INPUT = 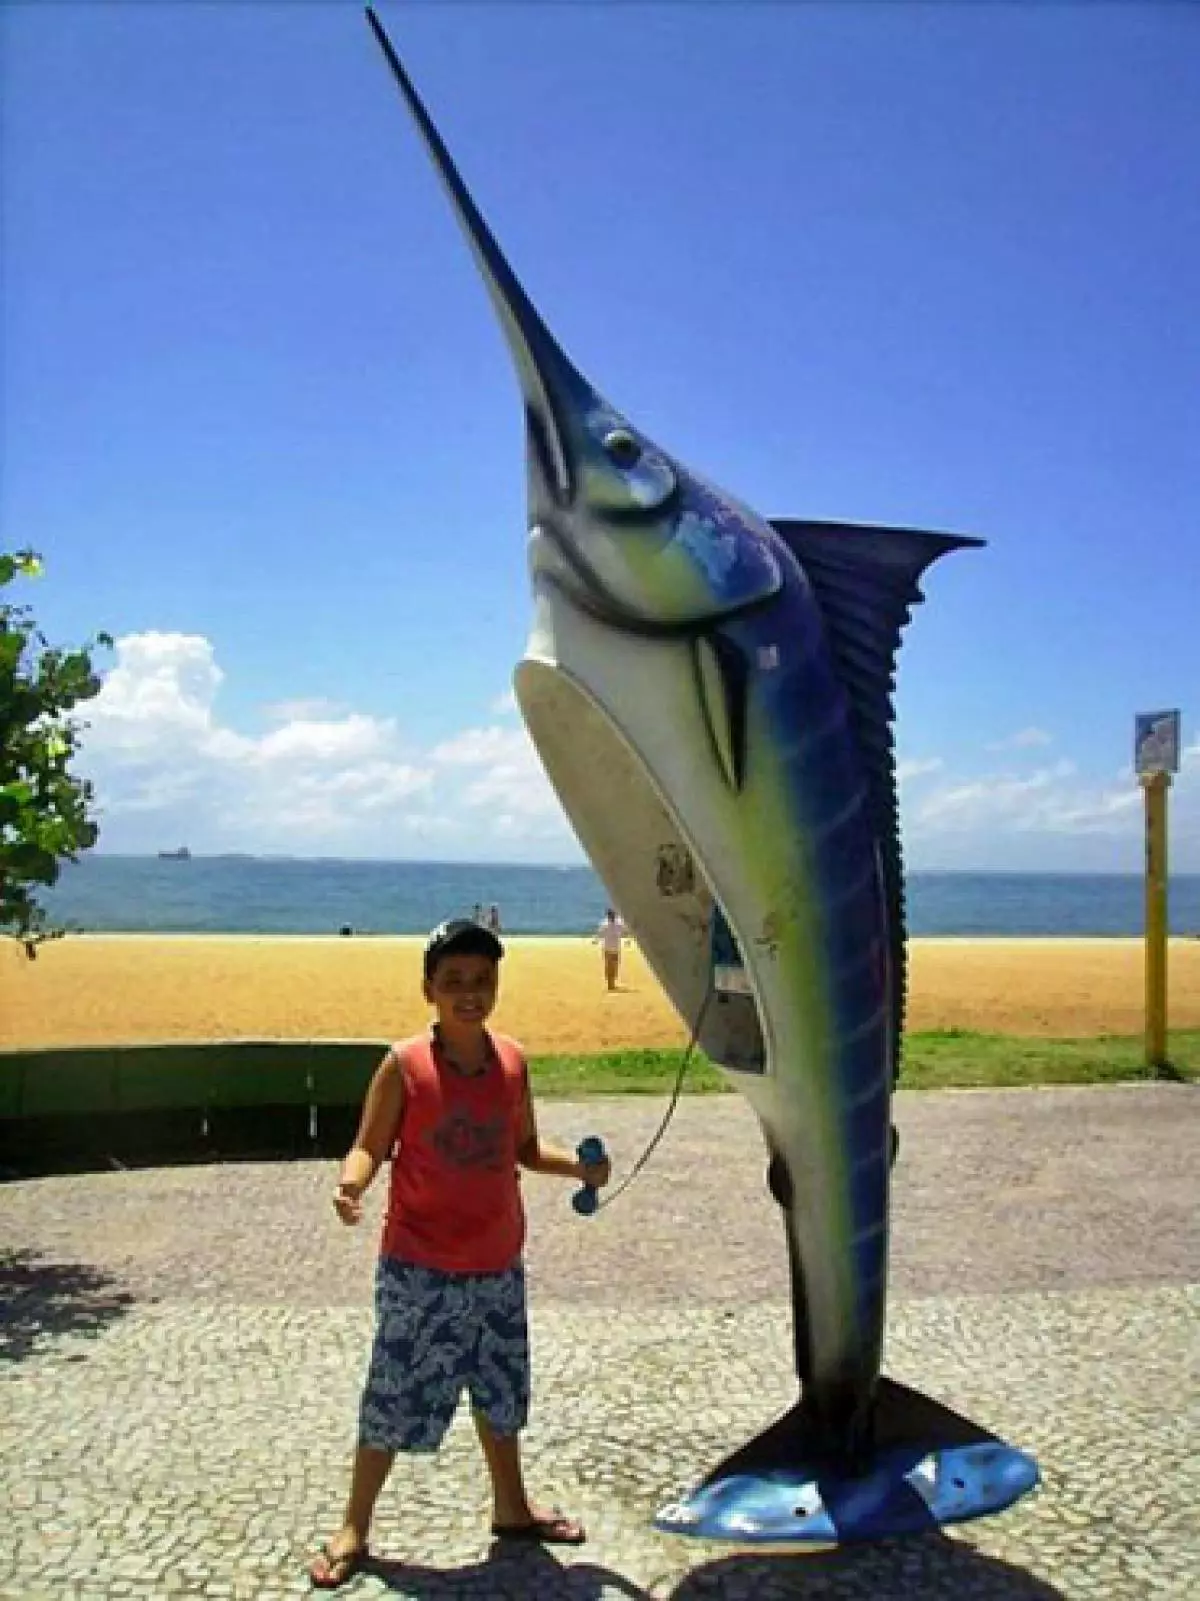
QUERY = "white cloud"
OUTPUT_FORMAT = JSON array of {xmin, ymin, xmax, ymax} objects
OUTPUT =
[
  {"xmin": 87, "ymin": 632, "xmax": 223, "ymax": 752},
  {"xmin": 261, "ymin": 697, "xmax": 346, "ymax": 724},
  {"xmin": 432, "ymin": 724, "xmax": 568, "ymax": 826},
  {"xmin": 912, "ymin": 758, "xmax": 1075, "ymax": 824},
  {"xmin": 986, "ymin": 726, "xmax": 1053, "ymax": 752},
  {"xmin": 429, "ymin": 726, "xmax": 523, "ymax": 767},
  {"xmin": 254, "ymin": 714, "xmax": 395, "ymax": 766},
  {"xmin": 78, "ymin": 632, "xmax": 572, "ymax": 858},
  {"xmin": 890, "ymin": 728, "xmax": 1200, "ymax": 868},
  {"xmin": 896, "ymin": 756, "xmax": 944, "ymax": 783},
  {"xmin": 75, "ymin": 632, "xmax": 1198, "ymax": 868},
  {"xmin": 899, "ymin": 754, "xmax": 1198, "ymax": 870}
]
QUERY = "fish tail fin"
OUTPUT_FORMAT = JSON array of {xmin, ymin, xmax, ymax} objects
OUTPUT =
[{"xmin": 656, "ymin": 1378, "xmax": 1038, "ymax": 1545}]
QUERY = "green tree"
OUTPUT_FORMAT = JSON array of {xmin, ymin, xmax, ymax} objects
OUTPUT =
[{"xmin": 1, "ymin": 550, "xmax": 110, "ymax": 952}]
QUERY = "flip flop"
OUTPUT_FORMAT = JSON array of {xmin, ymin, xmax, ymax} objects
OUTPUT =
[
  {"xmin": 491, "ymin": 1512, "xmax": 586, "ymax": 1545},
  {"xmin": 309, "ymin": 1541, "xmax": 368, "ymax": 1589}
]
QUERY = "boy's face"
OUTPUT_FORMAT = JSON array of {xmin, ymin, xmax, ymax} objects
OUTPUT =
[{"xmin": 423, "ymin": 953, "xmax": 499, "ymax": 1029}]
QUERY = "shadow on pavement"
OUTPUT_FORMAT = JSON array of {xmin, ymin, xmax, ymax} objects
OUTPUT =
[
  {"xmin": 668, "ymin": 1538, "xmax": 1068, "ymax": 1598},
  {"xmin": 367, "ymin": 1544, "xmax": 645, "ymax": 1597},
  {"xmin": 364, "ymin": 1532, "xmax": 1066, "ymax": 1597},
  {"xmin": 0, "ymin": 1247, "xmax": 137, "ymax": 1363}
]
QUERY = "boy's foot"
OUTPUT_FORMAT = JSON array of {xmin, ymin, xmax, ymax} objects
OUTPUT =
[
  {"xmin": 309, "ymin": 1535, "xmax": 368, "ymax": 1589},
  {"xmin": 491, "ymin": 1509, "xmax": 586, "ymax": 1545}
]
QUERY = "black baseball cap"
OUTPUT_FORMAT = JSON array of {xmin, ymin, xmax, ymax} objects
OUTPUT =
[{"xmin": 423, "ymin": 917, "xmax": 504, "ymax": 978}]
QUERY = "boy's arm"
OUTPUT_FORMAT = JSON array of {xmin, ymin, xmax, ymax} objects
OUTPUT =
[
  {"xmin": 516, "ymin": 1067, "xmax": 610, "ymax": 1187},
  {"xmin": 336, "ymin": 1047, "xmax": 406, "ymax": 1207}
]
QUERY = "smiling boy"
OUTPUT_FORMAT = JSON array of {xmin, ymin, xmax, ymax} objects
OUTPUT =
[{"xmin": 310, "ymin": 918, "xmax": 611, "ymax": 1589}]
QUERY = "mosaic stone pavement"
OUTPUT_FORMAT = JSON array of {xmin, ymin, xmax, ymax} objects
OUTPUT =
[{"xmin": 2, "ymin": 1085, "xmax": 1197, "ymax": 1600}]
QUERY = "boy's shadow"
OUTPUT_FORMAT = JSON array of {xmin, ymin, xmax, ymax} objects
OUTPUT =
[
  {"xmin": 366, "ymin": 1543, "xmax": 638, "ymax": 1597},
  {"xmin": 364, "ymin": 1533, "xmax": 1067, "ymax": 1598}
]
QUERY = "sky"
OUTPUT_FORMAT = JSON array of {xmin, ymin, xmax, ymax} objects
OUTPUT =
[{"xmin": 3, "ymin": 0, "xmax": 1198, "ymax": 870}]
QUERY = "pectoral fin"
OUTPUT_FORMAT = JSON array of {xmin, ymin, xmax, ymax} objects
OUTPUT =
[{"xmin": 693, "ymin": 633, "xmax": 749, "ymax": 791}]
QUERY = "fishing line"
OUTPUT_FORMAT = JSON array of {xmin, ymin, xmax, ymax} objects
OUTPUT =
[{"xmin": 590, "ymin": 976, "xmax": 717, "ymax": 1212}]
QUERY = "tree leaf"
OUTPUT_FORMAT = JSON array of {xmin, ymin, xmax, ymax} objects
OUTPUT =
[{"xmin": 0, "ymin": 550, "xmax": 105, "ymax": 935}]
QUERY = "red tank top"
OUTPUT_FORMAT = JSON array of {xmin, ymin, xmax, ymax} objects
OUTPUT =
[{"xmin": 381, "ymin": 1029, "xmax": 528, "ymax": 1274}]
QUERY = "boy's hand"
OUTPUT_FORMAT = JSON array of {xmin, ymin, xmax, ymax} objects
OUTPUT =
[
  {"xmin": 333, "ymin": 1183, "xmax": 364, "ymax": 1226},
  {"xmin": 578, "ymin": 1153, "xmax": 612, "ymax": 1190}
]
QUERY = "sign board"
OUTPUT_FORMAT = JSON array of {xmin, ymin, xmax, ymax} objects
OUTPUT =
[{"xmin": 1134, "ymin": 709, "xmax": 1181, "ymax": 775}]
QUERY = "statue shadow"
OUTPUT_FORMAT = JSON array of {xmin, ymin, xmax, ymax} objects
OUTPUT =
[
  {"xmin": 363, "ymin": 1532, "xmax": 1065, "ymax": 1598},
  {"xmin": 667, "ymin": 1538, "xmax": 1067, "ymax": 1598},
  {"xmin": 0, "ymin": 1247, "xmax": 137, "ymax": 1363}
]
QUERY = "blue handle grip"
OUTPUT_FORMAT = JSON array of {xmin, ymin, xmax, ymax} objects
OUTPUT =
[{"xmin": 571, "ymin": 1136, "xmax": 607, "ymax": 1216}]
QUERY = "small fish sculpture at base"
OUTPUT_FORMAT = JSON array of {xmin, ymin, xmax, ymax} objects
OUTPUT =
[{"xmin": 363, "ymin": 6, "xmax": 1039, "ymax": 1545}]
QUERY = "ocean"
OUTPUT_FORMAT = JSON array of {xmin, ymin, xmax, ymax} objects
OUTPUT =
[{"xmin": 39, "ymin": 855, "xmax": 1200, "ymax": 939}]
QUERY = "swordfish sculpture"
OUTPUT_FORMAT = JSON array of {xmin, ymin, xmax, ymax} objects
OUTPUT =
[{"xmin": 364, "ymin": 7, "xmax": 1039, "ymax": 1545}]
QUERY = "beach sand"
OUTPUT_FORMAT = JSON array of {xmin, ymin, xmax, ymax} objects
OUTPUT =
[{"xmin": 4, "ymin": 934, "xmax": 1200, "ymax": 1051}]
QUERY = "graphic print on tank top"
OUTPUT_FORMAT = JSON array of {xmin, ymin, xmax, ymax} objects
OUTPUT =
[{"xmin": 429, "ymin": 1105, "xmax": 510, "ymax": 1172}]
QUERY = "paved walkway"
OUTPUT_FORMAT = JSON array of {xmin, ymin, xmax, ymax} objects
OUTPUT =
[{"xmin": 1, "ymin": 1085, "xmax": 1197, "ymax": 1599}]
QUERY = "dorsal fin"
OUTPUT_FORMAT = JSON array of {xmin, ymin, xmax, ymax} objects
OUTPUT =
[{"xmin": 769, "ymin": 518, "xmax": 983, "ymax": 1078}]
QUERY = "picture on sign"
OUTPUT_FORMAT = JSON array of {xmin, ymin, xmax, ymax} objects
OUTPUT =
[{"xmin": 1134, "ymin": 709, "xmax": 1181, "ymax": 775}]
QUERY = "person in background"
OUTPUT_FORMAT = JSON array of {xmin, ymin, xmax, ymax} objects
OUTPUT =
[
  {"xmin": 485, "ymin": 904, "xmax": 502, "ymax": 934},
  {"xmin": 593, "ymin": 908, "xmax": 629, "ymax": 992}
]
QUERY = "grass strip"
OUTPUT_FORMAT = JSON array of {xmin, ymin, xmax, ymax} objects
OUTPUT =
[{"xmin": 527, "ymin": 1029, "xmax": 1200, "ymax": 1097}]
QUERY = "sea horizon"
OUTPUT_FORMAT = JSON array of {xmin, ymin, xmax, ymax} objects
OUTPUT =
[
  {"xmin": 39, "ymin": 855, "xmax": 1200, "ymax": 940},
  {"xmin": 85, "ymin": 852, "xmax": 1184, "ymax": 877}
]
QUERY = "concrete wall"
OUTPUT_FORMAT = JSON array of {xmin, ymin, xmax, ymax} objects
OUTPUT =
[{"xmin": 0, "ymin": 1040, "xmax": 388, "ymax": 1174}]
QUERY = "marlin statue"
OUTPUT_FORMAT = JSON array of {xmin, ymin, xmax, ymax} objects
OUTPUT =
[{"xmin": 364, "ymin": 6, "xmax": 1039, "ymax": 1544}]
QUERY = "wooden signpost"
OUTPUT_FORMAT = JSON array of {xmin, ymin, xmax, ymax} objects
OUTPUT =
[{"xmin": 1134, "ymin": 710, "xmax": 1181, "ymax": 1074}]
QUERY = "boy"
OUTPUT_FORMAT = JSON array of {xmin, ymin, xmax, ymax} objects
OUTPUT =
[{"xmin": 310, "ymin": 918, "xmax": 611, "ymax": 1589}]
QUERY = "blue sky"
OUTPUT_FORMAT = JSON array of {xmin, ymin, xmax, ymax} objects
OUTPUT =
[{"xmin": 4, "ymin": 1, "xmax": 1198, "ymax": 868}]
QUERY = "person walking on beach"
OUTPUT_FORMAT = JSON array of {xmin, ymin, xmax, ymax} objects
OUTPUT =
[
  {"xmin": 310, "ymin": 916, "xmax": 611, "ymax": 1590},
  {"xmin": 485, "ymin": 903, "xmax": 502, "ymax": 934},
  {"xmin": 594, "ymin": 907, "xmax": 629, "ymax": 992}
]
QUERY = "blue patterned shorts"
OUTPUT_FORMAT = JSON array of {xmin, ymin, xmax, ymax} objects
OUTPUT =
[{"xmin": 357, "ymin": 1257, "xmax": 530, "ymax": 1453}]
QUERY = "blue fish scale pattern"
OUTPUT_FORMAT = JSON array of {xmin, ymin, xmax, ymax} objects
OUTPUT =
[
  {"xmin": 675, "ymin": 476, "xmax": 782, "ymax": 609},
  {"xmin": 725, "ymin": 566, "xmax": 892, "ymax": 1346}
]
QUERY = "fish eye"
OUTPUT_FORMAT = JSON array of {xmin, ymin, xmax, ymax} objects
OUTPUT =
[{"xmin": 603, "ymin": 428, "xmax": 642, "ymax": 469}]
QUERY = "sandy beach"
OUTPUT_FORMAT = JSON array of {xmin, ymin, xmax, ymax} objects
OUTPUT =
[{"xmin": 3, "ymin": 933, "xmax": 1200, "ymax": 1051}]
